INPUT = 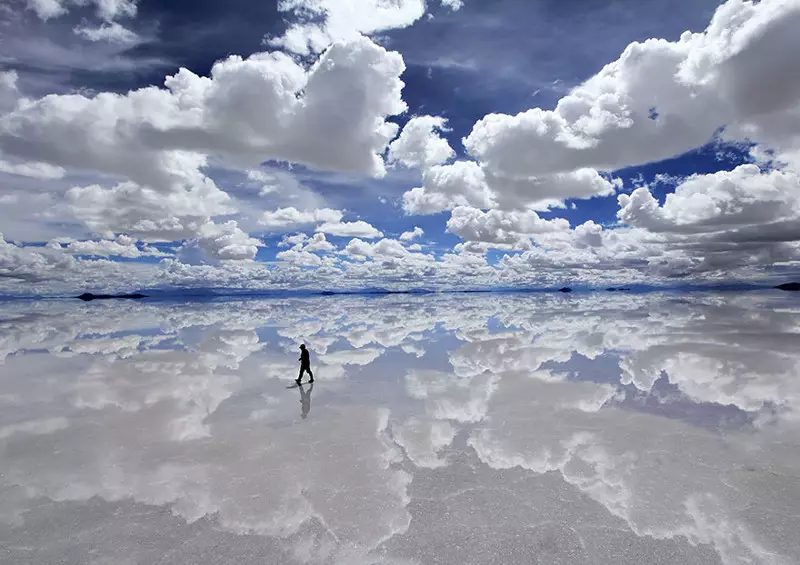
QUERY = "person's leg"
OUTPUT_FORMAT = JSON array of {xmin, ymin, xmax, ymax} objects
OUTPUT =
[
  {"xmin": 297, "ymin": 367, "xmax": 304, "ymax": 383},
  {"xmin": 308, "ymin": 367, "xmax": 314, "ymax": 383}
]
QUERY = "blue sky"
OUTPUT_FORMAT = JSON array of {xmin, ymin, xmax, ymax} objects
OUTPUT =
[{"xmin": 1, "ymin": 0, "xmax": 800, "ymax": 293}]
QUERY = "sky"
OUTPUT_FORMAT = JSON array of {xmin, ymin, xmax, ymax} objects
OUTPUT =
[{"xmin": 1, "ymin": 0, "xmax": 800, "ymax": 294}]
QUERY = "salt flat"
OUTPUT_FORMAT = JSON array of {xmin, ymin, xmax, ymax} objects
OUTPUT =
[{"xmin": 1, "ymin": 292, "xmax": 799, "ymax": 564}]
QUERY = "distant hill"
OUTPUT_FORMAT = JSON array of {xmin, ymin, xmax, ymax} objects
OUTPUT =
[
  {"xmin": 775, "ymin": 282, "xmax": 800, "ymax": 291},
  {"xmin": 76, "ymin": 293, "xmax": 148, "ymax": 301}
]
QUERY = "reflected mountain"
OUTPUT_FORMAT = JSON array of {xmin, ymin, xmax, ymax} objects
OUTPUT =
[{"xmin": 1, "ymin": 292, "xmax": 799, "ymax": 564}]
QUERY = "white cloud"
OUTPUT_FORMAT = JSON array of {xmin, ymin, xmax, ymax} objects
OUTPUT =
[
  {"xmin": 24, "ymin": 0, "xmax": 67, "ymax": 20},
  {"xmin": 66, "ymin": 175, "xmax": 234, "ymax": 243},
  {"xmin": 275, "ymin": 233, "xmax": 337, "ymax": 266},
  {"xmin": 463, "ymin": 0, "xmax": 800, "ymax": 178},
  {"xmin": 275, "ymin": 248, "xmax": 323, "ymax": 267},
  {"xmin": 60, "ymin": 235, "xmax": 168, "ymax": 258},
  {"xmin": 181, "ymin": 221, "xmax": 262, "ymax": 263},
  {"xmin": 403, "ymin": 161, "xmax": 496, "ymax": 214},
  {"xmin": 446, "ymin": 206, "xmax": 570, "ymax": 249},
  {"xmin": 0, "ymin": 159, "xmax": 65, "ymax": 180},
  {"xmin": 0, "ymin": 232, "xmax": 77, "ymax": 283},
  {"xmin": 268, "ymin": 0, "xmax": 463, "ymax": 56},
  {"xmin": 262, "ymin": 209, "xmax": 383, "ymax": 240},
  {"xmin": 399, "ymin": 226, "xmax": 424, "ymax": 242},
  {"xmin": 618, "ymin": 164, "xmax": 800, "ymax": 234},
  {"xmin": 339, "ymin": 237, "xmax": 458, "ymax": 285},
  {"xmin": 403, "ymin": 160, "xmax": 618, "ymax": 214},
  {"xmin": 278, "ymin": 233, "xmax": 310, "ymax": 248},
  {"xmin": 387, "ymin": 115, "xmax": 455, "ymax": 169},
  {"xmin": 343, "ymin": 238, "xmax": 375, "ymax": 260},
  {"xmin": 0, "ymin": 71, "xmax": 20, "ymax": 114},
  {"xmin": 0, "ymin": 34, "xmax": 407, "ymax": 278},
  {"xmin": 260, "ymin": 207, "xmax": 345, "ymax": 231},
  {"xmin": 317, "ymin": 220, "xmax": 383, "ymax": 239},
  {"xmin": 302, "ymin": 232, "xmax": 335, "ymax": 252},
  {"xmin": 486, "ymin": 168, "xmax": 621, "ymax": 210},
  {"xmin": 25, "ymin": 0, "xmax": 137, "ymax": 21},
  {"xmin": 4, "ymin": 0, "xmax": 800, "ymax": 292},
  {"xmin": 1, "ymin": 37, "xmax": 406, "ymax": 182},
  {"xmin": 74, "ymin": 22, "xmax": 139, "ymax": 44}
]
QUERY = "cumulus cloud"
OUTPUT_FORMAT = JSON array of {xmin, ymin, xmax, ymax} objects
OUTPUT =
[
  {"xmin": 178, "ymin": 221, "xmax": 262, "ymax": 263},
  {"xmin": 275, "ymin": 248, "xmax": 324, "ymax": 267},
  {"xmin": 1, "ymin": 37, "xmax": 406, "ymax": 182},
  {"xmin": 1, "ymin": 233, "xmax": 77, "ymax": 283},
  {"xmin": 4, "ymin": 0, "xmax": 800, "ymax": 292},
  {"xmin": 618, "ymin": 164, "xmax": 800, "ymax": 234},
  {"xmin": 387, "ymin": 115, "xmax": 455, "ymax": 169},
  {"xmin": 403, "ymin": 161, "xmax": 496, "ymax": 214},
  {"xmin": 446, "ymin": 206, "xmax": 570, "ymax": 250},
  {"xmin": 403, "ymin": 161, "xmax": 618, "ymax": 214},
  {"xmin": 344, "ymin": 238, "xmax": 415, "ymax": 261},
  {"xmin": 0, "ymin": 71, "xmax": 20, "ymax": 114},
  {"xmin": 25, "ymin": 0, "xmax": 137, "ymax": 21},
  {"xmin": 463, "ymin": 0, "xmax": 800, "ymax": 178},
  {"xmin": 390, "ymin": 0, "xmax": 800, "ymax": 282},
  {"xmin": 399, "ymin": 227, "xmax": 424, "ymax": 242},
  {"xmin": 275, "ymin": 233, "xmax": 337, "ymax": 266},
  {"xmin": 1, "ymin": 17, "xmax": 452, "ymax": 290},
  {"xmin": 300, "ymin": 232, "xmax": 336, "ymax": 253},
  {"xmin": 317, "ymin": 220, "xmax": 383, "ymax": 239},
  {"xmin": 66, "ymin": 175, "xmax": 236, "ymax": 245},
  {"xmin": 0, "ymin": 35, "xmax": 407, "ymax": 266},
  {"xmin": 605, "ymin": 162, "xmax": 800, "ymax": 277},
  {"xmin": 260, "ymin": 208, "xmax": 345, "ymax": 231},
  {"xmin": 59, "ymin": 235, "xmax": 168, "ymax": 258},
  {"xmin": 486, "ymin": 168, "xmax": 621, "ymax": 211},
  {"xmin": 268, "ymin": 0, "xmax": 463, "ymax": 56}
]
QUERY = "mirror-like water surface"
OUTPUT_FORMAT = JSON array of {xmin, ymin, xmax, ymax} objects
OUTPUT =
[{"xmin": 1, "ymin": 292, "xmax": 799, "ymax": 564}]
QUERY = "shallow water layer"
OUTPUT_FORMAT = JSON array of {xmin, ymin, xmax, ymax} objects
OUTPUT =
[{"xmin": 1, "ymin": 292, "xmax": 799, "ymax": 564}]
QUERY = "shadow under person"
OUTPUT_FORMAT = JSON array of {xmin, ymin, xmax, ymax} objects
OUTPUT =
[
  {"xmin": 299, "ymin": 382, "xmax": 313, "ymax": 419},
  {"xmin": 296, "ymin": 344, "xmax": 314, "ymax": 385}
]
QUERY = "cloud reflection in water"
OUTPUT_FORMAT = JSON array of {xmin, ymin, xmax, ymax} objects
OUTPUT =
[{"xmin": 1, "ymin": 292, "xmax": 799, "ymax": 564}]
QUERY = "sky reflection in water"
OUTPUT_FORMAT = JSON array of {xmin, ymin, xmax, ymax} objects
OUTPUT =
[{"xmin": 1, "ymin": 292, "xmax": 799, "ymax": 564}]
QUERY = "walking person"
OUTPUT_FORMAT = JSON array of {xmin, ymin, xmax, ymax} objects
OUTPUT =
[{"xmin": 297, "ymin": 344, "xmax": 314, "ymax": 385}]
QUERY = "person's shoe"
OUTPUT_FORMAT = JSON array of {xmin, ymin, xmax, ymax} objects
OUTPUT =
[
  {"xmin": 295, "ymin": 378, "xmax": 302, "ymax": 385},
  {"xmin": 309, "ymin": 378, "xmax": 314, "ymax": 383}
]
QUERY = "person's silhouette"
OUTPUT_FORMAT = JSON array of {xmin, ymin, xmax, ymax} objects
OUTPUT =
[
  {"xmin": 296, "ymin": 344, "xmax": 314, "ymax": 385},
  {"xmin": 299, "ymin": 382, "xmax": 313, "ymax": 419}
]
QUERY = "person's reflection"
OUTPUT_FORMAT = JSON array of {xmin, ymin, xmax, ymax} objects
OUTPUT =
[{"xmin": 299, "ymin": 383, "xmax": 313, "ymax": 419}]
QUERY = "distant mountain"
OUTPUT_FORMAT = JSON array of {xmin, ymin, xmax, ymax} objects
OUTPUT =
[
  {"xmin": 10, "ymin": 282, "xmax": 796, "ymax": 302},
  {"xmin": 77, "ymin": 293, "xmax": 148, "ymax": 301}
]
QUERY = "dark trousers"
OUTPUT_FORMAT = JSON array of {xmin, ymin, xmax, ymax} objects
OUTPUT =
[{"xmin": 298, "ymin": 364, "xmax": 314, "ymax": 381}]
